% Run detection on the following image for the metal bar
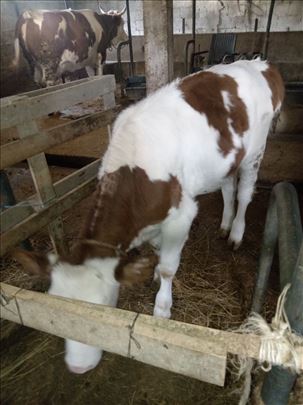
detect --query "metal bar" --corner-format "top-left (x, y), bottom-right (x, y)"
top-left (263, 0), bottom-right (276, 59)
top-left (252, 182), bottom-right (302, 312)
top-left (251, 182), bottom-right (302, 405)
top-left (261, 244), bottom-right (303, 405)
top-left (275, 182), bottom-right (302, 287)
top-left (185, 39), bottom-right (195, 75)
top-left (192, 0), bottom-right (196, 50)
top-left (251, 192), bottom-right (278, 313)
top-left (117, 40), bottom-right (130, 85)
top-left (126, 0), bottom-right (134, 76)
top-left (182, 17), bottom-right (185, 34)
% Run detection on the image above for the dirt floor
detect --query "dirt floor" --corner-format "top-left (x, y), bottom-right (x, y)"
top-left (1, 98), bottom-right (303, 404)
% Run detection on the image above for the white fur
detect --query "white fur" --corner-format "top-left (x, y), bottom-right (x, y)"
top-left (54, 17), bottom-right (67, 40)
top-left (59, 49), bottom-right (79, 73)
top-left (48, 257), bottom-right (119, 373)
top-left (99, 59), bottom-right (280, 314)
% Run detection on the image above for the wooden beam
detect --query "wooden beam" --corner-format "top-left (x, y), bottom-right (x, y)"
top-left (143, 0), bottom-right (174, 94)
top-left (0, 107), bottom-right (119, 169)
top-left (102, 92), bottom-right (116, 141)
top-left (16, 121), bottom-right (69, 255)
top-left (1, 282), bottom-right (254, 386)
top-left (0, 177), bottom-right (97, 256)
top-left (0, 75), bottom-right (116, 130)
top-left (1, 160), bottom-right (100, 233)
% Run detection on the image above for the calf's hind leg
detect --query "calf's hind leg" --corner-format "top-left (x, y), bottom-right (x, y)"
top-left (220, 175), bottom-right (237, 238)
top-left (228, 156), bottom-right (262, 250)
top-left (154, 196), bottom-right (197, 318)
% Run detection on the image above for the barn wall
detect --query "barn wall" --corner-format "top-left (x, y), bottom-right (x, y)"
top-left (112, 31), bottom-right (303, 82)
top-left (69, 0), bottom-right (303, 35)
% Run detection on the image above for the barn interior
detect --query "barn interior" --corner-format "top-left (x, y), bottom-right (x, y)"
top-left (0, 1), bottom-right (302, 404)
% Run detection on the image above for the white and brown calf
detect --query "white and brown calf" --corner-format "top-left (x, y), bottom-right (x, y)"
top-left (15, 59), bottom-right (284, 374)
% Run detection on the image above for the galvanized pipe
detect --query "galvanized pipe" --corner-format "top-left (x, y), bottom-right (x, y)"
top-left (275, 182), bottom-right (302, 287)
top-left (252, 183), bottom-right (302, 313)
top-left (251, 182), bottom-right (302, 405)
top-left (263, 0), bottom-right (276, 59)
top-left (192, 0), bottom-right (196, 50)
top-left (126, 0), bottom-right (134, 77)
top-left (261, 244), bottom-right (303, 405)
top-left (251, 191), bottom-right (278, 313)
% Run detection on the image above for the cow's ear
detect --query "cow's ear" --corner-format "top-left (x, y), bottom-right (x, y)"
top-left (13, 249), bottom-right (54, 278)
top-left (116, 255), bottom-right (157, 286)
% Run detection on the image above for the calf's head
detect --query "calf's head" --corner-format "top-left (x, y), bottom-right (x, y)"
top-left (14, 248), bottom-right (154, 374)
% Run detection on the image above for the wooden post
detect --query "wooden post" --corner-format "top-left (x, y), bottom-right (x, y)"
top-left (16, 121), bottom-right (69, 256)
top-left (0, 75), bottom-right (117, 255)
top-left (143, 0), bottom-right (174, 95)
top-left (102, 92), bottom-right (116, 141)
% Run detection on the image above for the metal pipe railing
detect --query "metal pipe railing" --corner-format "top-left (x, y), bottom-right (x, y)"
top-left (251, 182), bottom-right (303, 405)
top-left (126, 0), bottom-right (134, 77)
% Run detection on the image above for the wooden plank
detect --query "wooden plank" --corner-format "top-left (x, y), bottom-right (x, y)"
top-left (1, 160), bottom-right (100, 233)
top-left (1, 107), bottom-right (119, 169)
top-left (102, 92), bottom-right (116, 141)
top-left (0, 283), bottom-right (229, 385)
top-left (0, 177), bottom-right (96, 256)
top-left (0, 75), bottom-right (116, 130)
top-left (16, 121), bottom-right (68, 255)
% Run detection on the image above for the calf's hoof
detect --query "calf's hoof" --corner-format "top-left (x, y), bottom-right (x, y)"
top-left (153, 305), bottom-right (171, 319)
top-left (227, 237), bottom-right (242, 251)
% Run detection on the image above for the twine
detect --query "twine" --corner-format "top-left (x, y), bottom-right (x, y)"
top-left (234, 283), bottom-right (303, 404)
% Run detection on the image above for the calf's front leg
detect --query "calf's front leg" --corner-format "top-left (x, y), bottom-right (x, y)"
top-left (154, 196), bottom-right (197, 318)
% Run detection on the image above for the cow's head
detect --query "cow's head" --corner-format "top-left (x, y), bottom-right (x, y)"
top-left (98, 2), bottom-right (128, 46)
top-left (14, 247), bottom-right (154, 374)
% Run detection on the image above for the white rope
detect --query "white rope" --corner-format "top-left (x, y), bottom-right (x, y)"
top-left (234, 283), bottom-right (303, 404)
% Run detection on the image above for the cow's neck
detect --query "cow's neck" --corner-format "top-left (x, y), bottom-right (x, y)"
top-left (96, 14), bottom-right (118, 47)
top-left (68, 166), bottom-right (182, 264)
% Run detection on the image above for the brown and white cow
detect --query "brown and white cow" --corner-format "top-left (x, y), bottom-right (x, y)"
top-left (15, 59), bottom-right (284, 374)
top-left (12, 4), bottom-right (127, 86)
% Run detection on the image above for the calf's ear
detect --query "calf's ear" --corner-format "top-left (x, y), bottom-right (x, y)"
top-left (116, 255), bottom-right (157, 286)
top-left (13, 249), bottom-right (54, 278)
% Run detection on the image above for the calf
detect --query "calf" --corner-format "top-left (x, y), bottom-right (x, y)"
top-left (15, 59), bottom-right (284, 374)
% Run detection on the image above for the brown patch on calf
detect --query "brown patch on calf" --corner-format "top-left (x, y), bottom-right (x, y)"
top-left (67, 166), bottom-right (182, 265)
top-left (179, 72), bottom-right (249, 156)
top-left (262, 64), bottom-right (285, 110)
top-left (13, 249), bottom-right (51, 278)
top-left (115, 249), bottom-right (158, 286)
top-left (227, 147), bottom-right (246, 176)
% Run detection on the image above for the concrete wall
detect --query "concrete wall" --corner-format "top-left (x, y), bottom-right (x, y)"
top-left (112, 31), bottom-right (303, 82)
top-left (70, 0), bottom-right (303, 35)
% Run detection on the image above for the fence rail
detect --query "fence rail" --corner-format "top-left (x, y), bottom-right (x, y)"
top-left (0, 282), bottom-right (262, 386)
top-left (0, 75), bottom-right (117, 255)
